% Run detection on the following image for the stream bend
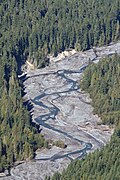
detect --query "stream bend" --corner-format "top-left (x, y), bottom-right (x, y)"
top-left (30, 64), bottom-right (95, 161)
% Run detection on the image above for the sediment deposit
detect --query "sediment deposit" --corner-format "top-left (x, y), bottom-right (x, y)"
top-left (2, 42), bottom-right (120, 180)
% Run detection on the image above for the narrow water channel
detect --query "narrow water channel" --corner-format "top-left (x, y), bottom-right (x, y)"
top-left (29, 65), bottom-right (93, 161)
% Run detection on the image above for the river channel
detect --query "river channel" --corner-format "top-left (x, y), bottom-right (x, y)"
top-left (2, 42), bottom-right (120, 180)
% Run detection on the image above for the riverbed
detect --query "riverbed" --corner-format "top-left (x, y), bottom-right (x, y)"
top-left (2, 42), bottom-right (120, 180)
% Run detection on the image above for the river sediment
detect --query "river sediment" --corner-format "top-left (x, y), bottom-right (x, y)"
top-left (2, 42), bottom-right (120, 180)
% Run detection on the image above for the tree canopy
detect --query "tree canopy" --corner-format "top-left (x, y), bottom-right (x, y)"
top-left (0, 0), bottom-right (120, 173)
top-left (0, 0), bottom-right (119, 67)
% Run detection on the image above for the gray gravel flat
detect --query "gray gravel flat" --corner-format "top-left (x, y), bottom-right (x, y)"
top-left (2, 42), bottom-right (120, 180)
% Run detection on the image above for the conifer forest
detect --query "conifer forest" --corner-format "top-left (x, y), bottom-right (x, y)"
top-left (0, 0), bottom-right (120, 179)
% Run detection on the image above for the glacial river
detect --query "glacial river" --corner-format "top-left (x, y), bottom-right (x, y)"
top-left (31, 67), bottom-right (93, 161)
top-left (25, 41), bottom-right (120, 162)
top-left (7, 41), bottom-right (119, 180)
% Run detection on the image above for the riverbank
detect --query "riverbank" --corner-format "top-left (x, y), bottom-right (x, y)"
top-left (1, 41), bottom-right (120, 180)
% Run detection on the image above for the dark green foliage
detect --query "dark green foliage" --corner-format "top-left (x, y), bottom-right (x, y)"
top-left (57, 135), bottom-right (120, 180)
top-left (51, 55), bottom-right (120, 180)
top-left (0, 0), bottom-right (120, 67)
top-left (0, 57), bottom-right (46, 172)
top-left (81, 55), bottom-right (120, 126)
top-left (0, 0), bottom-right (120, 174)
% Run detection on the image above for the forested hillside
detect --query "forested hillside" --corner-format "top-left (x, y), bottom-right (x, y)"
top-left (0, 59), bottom-right (47, 172)
top-left (81, 54), bottom-right (120, 126)
top-left (0, 0), bottom-right (120, 67)
top-left (0, 0), bottom-right (120, 173)
top-left (51, 55), bottom-right (120, 180)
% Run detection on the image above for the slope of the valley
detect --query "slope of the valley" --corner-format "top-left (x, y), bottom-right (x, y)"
top-left (1, 42), bottom-right (120, 180)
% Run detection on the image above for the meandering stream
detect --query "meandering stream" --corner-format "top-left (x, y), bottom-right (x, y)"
top-left (25, 41), bottom-right (120, 162)
top-left (31, 67), bottom-right (96, 161)
top-left (5, 42), bottom-right (119, 180)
